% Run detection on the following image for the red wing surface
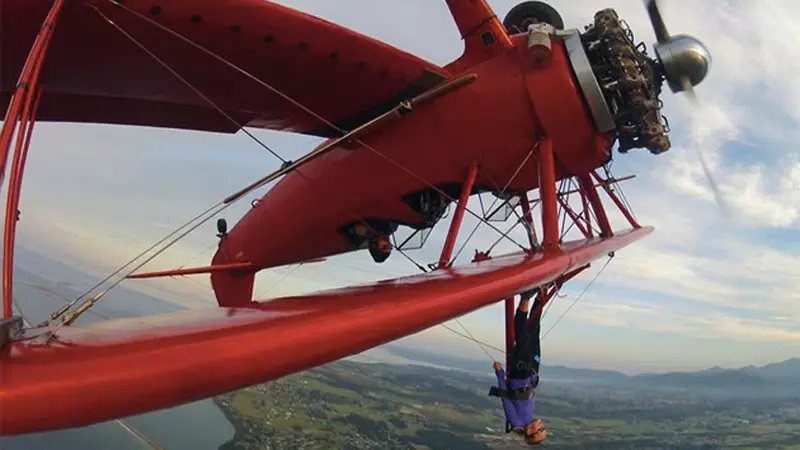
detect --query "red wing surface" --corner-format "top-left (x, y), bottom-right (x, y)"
top-left (1, 0), bottom-right (450, 136)
top-left (0, 228), bottom-right (650, 436)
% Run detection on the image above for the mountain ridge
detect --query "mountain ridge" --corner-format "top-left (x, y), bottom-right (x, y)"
top-left (385, 345), bottom-right (800, 398)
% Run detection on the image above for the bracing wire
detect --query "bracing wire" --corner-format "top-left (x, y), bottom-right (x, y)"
top-left (440, 323), bottom-right (505, 355)
top-left (449, 144), bottom-right (537, 265)
top-left (100, 0), bottom-right (530, 255)
top-left (14, 305), bottom-right (164, 449)
top-left (45, 4), bottom-right (429, 325)
top-left (256, 263), bottom-right (304, 298)
top-left (455, 318), bottom-right (495, 362)
top-left (542, 255), bottom-right (613, 340)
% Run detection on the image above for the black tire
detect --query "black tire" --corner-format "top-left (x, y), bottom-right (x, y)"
top-left (503, 1), bottom-right (565, 33)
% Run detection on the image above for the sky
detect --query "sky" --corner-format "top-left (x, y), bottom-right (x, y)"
top-left (7, 0), bottom-right (800, 375)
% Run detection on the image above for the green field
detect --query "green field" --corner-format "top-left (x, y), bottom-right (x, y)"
top-left (215, 361), bottom-right (800, 449)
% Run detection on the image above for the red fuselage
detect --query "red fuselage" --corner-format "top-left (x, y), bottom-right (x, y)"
top-left (210, 33), bottom-right (613, 306)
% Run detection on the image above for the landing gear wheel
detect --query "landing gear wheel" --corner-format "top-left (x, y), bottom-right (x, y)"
top-left (503, 1), bottom-right (565, 34)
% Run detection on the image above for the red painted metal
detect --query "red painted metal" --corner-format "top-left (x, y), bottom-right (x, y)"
top-left (528, 174), bottom-right (637, 202)
top-left (439, 162), bottom-right (478, 268)
top-left (2, 89), bottom-right (42, 319)
top-left (3, 0), bottom-right (616, 310)
top-left (1, 0), bottom-right (626, 303)
top-left (580, 187), bottom-right (593, 237)
top-left (0, 0), bottom-right (64, 319)
top-left (577, 173), bottom-right (613, 238)
top-left (127, 262), bottom-right (256, 279)
top-left (0, 228), bottom-right (651, 436)
top-left (0, 0), bottom-right (64, 186)
top-left (557, 195), bottom-right (591, 239)
top-left (537, 139), bottom-right (559, 254)
top-left (1, 0), bottom-right (450, 136)
top-left (505, 296), bottom-right (515, 370)
top-left (205, 33), bottom-right (609, 306)
top-left (519, 191), bottom-right (538, 251)
top-left (445, 0), bottom-right (513, 74)
top-left (526, 264), bottom-right (588, 323)
top-left (0, 2), bottom-right (658, 436)
top-left (591, 170), bottom-right (640, 228)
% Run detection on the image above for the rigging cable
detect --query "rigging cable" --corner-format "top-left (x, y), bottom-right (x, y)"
top-left (440, 323), bottom-right (505, 355)
top-left (39, 201), bottom-right (223, 326)
top-left (603, 163), bottom-right (638, 222)
top-left (541, 254), bottom-right (614, 340)
top-left (455, 318), bottom-right (495, 362)
top-left (14, 305), bottom-right (166, 449)
top-left (44, 5), bottom-right (429, 326)
top-left (449, 144), bottom-right (537, 265)
top-left (42, 1), bottom-right (543, 336)
top-left (256, 262), bottom-right (304, 298)
top-left (101, 0), bottom-right (530, 254)
top-left (84, 2), bottom-right (430, 275)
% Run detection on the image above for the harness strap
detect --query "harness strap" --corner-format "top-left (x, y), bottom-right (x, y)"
top-left (488, 385), bottom-right (534, 400)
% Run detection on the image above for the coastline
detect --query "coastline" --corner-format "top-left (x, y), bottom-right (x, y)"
top-left (213, 396), bottom-right (246, 450)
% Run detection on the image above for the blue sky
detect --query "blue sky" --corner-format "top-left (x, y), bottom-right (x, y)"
top-left (9, 0), bottom-right (800, 374)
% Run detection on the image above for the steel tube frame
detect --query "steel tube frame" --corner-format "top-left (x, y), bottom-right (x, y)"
top-left (591, 170), bottom-right (640, 228)
top-left (519, 191), bottom-right (538, 251)
top-left (505, 297), bottom-right (515, 370)
top-left (577, 173), bottom-right (612, 238)
top-left (438, 162), bottom-right (479, 268)
top-left (0, 0), bottom-right (65, 318)
top-left (557, 195), bottom-right (591, 239)
top-left (537, 139), bottom-right (559, 254)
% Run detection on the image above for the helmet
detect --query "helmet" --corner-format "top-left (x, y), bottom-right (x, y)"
top-left (524, 419), bottom-right (546, 445)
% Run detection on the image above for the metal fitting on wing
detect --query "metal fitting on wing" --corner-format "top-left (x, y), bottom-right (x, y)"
top-left (527, 23), bottom-right (554, 67)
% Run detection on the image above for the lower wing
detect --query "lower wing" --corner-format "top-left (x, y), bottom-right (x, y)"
top-left (0, 227), bottom-right (650, 435)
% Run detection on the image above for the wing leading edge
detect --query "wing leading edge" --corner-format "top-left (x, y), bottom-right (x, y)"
top-left (0, 227), bottom-right (651, 436)
top-left (0, 0), bottom-right (449, 136)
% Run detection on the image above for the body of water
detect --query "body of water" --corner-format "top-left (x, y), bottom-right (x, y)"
top-left (1, 258), bottom-right (236, 449)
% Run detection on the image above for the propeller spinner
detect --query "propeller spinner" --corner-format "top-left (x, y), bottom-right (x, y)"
top-left (646, 0), bottom-right (711, 100)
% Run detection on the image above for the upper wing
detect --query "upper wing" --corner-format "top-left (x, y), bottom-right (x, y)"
top-left (0, 227), bottom-right (650, 436)
top-left (0, 0), bottom-right (450, 136)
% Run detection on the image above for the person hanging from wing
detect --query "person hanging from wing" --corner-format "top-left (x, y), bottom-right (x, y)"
top-left (490, 288), bottom-right (547, 446)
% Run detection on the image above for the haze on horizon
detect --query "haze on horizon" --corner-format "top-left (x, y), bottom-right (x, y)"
top-left (8, 0), bottom-right (800, 375)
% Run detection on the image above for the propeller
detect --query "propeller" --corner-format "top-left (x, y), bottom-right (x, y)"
top-left (644, 0), bottom-right (727, 213)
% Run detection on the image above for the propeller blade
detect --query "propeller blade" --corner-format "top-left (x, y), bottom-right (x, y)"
top-left (681, 76), bottom-right (699, 106)
top-left (694, 146), bottom-right (728, 215)
top-left (645, 0), bottom-right (671, 43)
top-left (680, 77), bottom-right (727, 214)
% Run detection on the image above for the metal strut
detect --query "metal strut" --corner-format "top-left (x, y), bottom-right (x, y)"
top-left (504, 296), bottom-right (515, 370)
top-left (0, 0), bottom-right (66, 319)
top-left (537, 138), bottom-right (560, 254)
top-left (438, 162), bottom-right (478, 268)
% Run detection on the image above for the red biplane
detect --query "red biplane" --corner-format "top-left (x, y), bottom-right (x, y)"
top-left (0, 0), bottom-right (710, 436)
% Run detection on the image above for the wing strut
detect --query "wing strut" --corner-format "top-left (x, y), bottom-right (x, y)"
top-left (0, 0), bottom-right (66, 320)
